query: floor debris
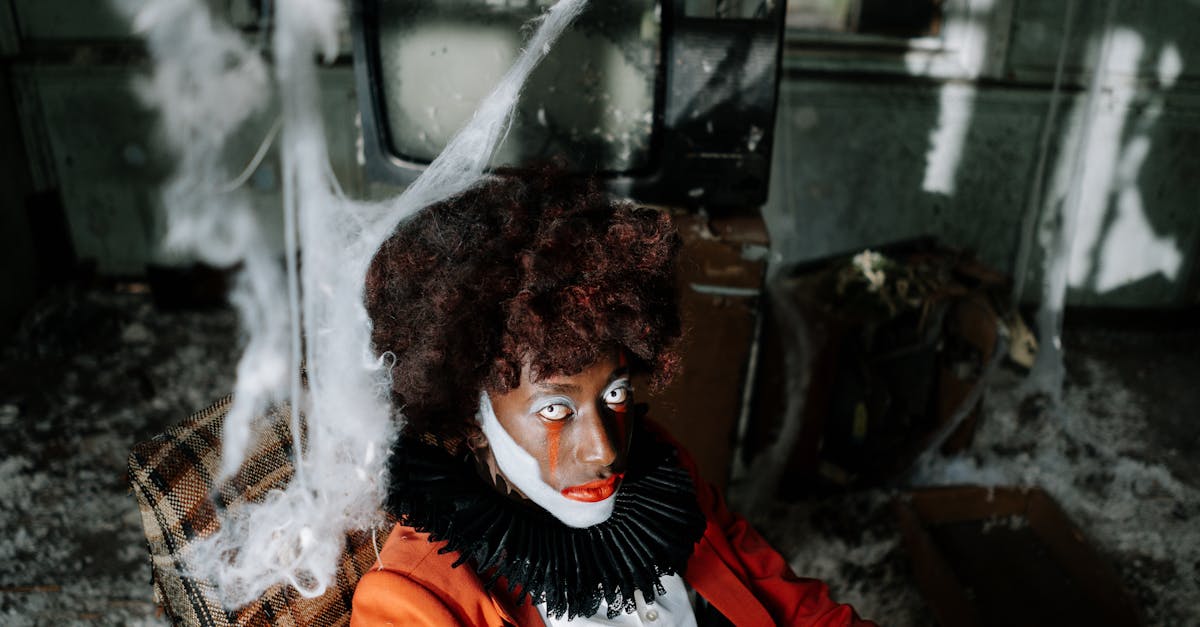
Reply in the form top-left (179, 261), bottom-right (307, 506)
top-left (2, 287), bottom-right (1196, 625)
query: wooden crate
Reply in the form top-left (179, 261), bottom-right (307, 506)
top-left (895, 485), bottom-right (1142, 627)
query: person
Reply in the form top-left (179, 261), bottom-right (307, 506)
top-left (351, 170), bottom-right (875, 626)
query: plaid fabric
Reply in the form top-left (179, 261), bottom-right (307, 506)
top-left (128, 397), bottom-right (393, 626)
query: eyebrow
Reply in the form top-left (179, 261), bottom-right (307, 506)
top-left (533, 382), bottom-right (581, 395)
top-left (608, 367), bottom-right (631, 383)
top-left (530, 367), bottom-right (631, 396)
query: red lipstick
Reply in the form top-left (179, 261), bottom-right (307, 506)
top-left (561, 474), bottom-right (624, 502)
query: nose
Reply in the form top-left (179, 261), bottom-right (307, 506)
top-left (576, 406), bottom-right (618, 469)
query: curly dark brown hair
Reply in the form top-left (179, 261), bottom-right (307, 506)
top-left (364, 170), bottom-right (681, 438)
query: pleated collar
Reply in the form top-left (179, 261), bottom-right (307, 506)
top-left (385, 423), bottom-right (707, 620)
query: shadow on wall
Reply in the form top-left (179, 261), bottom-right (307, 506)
top-left (764, 0), bottom-right (1200, 310)
top-left (1064, 8), bottom-right (1200, 307)
top-left (7, 0), bottom-right (295, 280)
top-left (1021, 0), bottom-right (1200, 310)
top-left (739, 0), bottom-right (1200, 515)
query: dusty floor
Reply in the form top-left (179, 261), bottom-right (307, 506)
top-left (1, 286), bottom-right (1196, 625)
top-left (0, 288), bottom-right (237, 625)
top-left (745, 322), bottom-right (1200, 626)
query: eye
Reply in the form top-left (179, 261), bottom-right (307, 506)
top-left (537, 403), bottom-right (573, 421)
top-left (604, 385), bottom-right (629, 406)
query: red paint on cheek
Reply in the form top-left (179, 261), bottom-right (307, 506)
top-left (545, 420), bottom-right (565, 477)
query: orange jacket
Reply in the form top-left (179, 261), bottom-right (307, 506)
top-left (352, 440), bottom-right (875, 626)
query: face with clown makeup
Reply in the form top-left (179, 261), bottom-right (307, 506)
top-left (474, 350), bottom-right (633, 528)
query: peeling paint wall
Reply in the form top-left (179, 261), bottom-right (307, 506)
top-left (3, 0), bottom-right (358, 276)
top-left (765, 0), bottom-right (1200, 307)
top-left (15, 64), bottom-right (360, 275)
top-left (2, 0), bottom-right (1198, 306)
top-left (765, 81), bottom-right (1041, 280)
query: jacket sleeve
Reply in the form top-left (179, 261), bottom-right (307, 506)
top-left (695, 478), bottom-right (878, 627)
top-left (351, 569), bottom-right (467, 627)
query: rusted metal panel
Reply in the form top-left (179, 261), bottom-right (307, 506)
top-left (647, 212), bottom-right (768, 490)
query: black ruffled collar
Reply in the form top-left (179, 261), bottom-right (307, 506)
top-left (385, 424), bottom-right (707, 620)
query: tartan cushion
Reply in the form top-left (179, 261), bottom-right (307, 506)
top-left (128, 397), bottom-right (392, 626)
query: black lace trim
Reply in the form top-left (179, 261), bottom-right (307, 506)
top-left (385, 425), bottom-right (707, 620)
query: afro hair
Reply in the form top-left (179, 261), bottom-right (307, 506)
top-left (364, 169), bottom-right (681, 439)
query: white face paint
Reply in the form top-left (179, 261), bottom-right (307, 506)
top-left (477, 392), bottom-right (617, 528)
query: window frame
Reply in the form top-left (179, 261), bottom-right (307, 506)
top-left (782, 0), bottom-right (1015, 81)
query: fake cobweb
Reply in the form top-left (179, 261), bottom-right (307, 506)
top-left (122, 0), bottom-right (589, 606)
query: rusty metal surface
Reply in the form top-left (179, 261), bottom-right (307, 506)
top-left (647, 213), bottom-right (767, 490)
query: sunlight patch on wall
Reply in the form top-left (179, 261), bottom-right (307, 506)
top-left (917, 0), bottom-right (993, 194)
top-left (1065, 30), bottom-right (1183, 296)
top-left (921, 82), bottom-right (975, 194)
top-left (1157, 43), bottom-right (1183, 86)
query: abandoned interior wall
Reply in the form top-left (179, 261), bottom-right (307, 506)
top-left (0, 1), bottom-right (36, 337)
top-left (0, 73), bottom-right (37, 336)
top-left (764, 0), bottom-right (1200, 308)
top-left (1, 0), bottom-right (1197, 308)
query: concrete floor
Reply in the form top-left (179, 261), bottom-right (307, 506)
top-left (1, 286), bottom-right (1197, 625)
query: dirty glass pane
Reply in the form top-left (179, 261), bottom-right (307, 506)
top-left (684, 0), bottom-right (776, 19)
top-left (786, 0), bottom-right (941, 38)
top-left (376, 0), bottom-right (661, 173)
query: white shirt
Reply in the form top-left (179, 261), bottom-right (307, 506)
top-left (536, 573), bottom-right (698, 627)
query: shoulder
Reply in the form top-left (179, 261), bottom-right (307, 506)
top-left (374, 525), bottom-right (455, 577)
top-left (353, 568), bottom-right (466, 626)
top-left (351, 524), bottom-right (502, 626)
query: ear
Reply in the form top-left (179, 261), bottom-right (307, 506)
top-left (465, 422), bottom-right (488, 453)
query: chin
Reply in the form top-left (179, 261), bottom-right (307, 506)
top-left (544, 491), bottom-right (618, 529)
